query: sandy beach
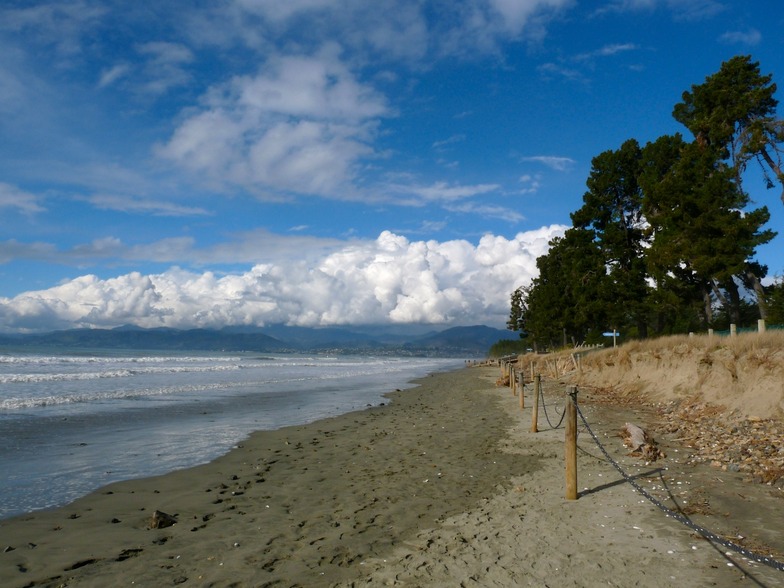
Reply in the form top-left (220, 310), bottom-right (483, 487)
top-left (1, 366), bottom-right (782, 587)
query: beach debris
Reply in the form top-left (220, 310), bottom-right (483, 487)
top-left (495, 375), bottom-right (510, 387)
top-left (620, 422), bottom-right (665, 461)
top-left (149, 510), bottom-right (178, 529)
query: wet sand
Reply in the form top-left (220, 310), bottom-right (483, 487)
top-left (1, 367), bottom-right (782, 587)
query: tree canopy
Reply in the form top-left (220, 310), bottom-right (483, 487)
top-left (508, 56), bottom-right (780, 348)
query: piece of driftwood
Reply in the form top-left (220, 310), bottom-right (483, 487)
top-left (620, 422), bottom-right (666, 461)
top-left (149, 510), bottom-right (177, 529)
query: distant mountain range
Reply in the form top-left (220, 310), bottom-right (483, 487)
top-left (0, 324), bottom-right (512, 356)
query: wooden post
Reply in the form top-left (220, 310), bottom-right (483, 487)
top-left (518, 372), bottom-right (525, 409)
top-left (758, 319), bottom-right (766, 333)
top-left (530, 374), bottom-right (540, 433)
top-left (511, 367), bottom-right (517, 395)
top-left (730, 323), bottom-right (737, 337)
top-left (565, 385), bottom-right (578, 500)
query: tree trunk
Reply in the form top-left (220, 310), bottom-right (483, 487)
top-left (703, 288), bottom-right (714, 325)
top-left (709, 279), bottom-right (737, 325)
top-left (723, 279), bottom-right (742, 326)
top-left (746, 269), bottom-right (769, 319)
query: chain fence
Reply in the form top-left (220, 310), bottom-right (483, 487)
top-left (569, 395), bottom-right (784, 573)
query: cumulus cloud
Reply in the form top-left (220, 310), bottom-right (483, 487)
top-left (157, 47), bottom-right (390, 199)
top-left (0, 227), bottom-right (566, 332)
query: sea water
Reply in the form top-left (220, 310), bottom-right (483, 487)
top-left (0, 349), bottom-right (463, 519)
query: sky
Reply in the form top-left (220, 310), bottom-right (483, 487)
top-left (1, 0), bottom-right (783, 333)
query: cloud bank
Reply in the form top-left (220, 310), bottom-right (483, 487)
top-left (0, 227), bottom-right (565, 333)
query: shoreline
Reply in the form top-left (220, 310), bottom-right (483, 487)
top-left (1, 366), bottom-right (782, 587)
top-left (0, 353), bottom-right (463, 521)
top-left (0, 367), bottom-right (522, 586)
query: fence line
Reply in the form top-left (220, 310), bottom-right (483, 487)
top-left (503, 372), bottom-right (784, 573)
top-left (570, 392), bottom-right (784, 572)
top-left (499, 366), bottom-right (784, 572)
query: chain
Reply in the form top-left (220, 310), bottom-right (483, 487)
top-left (574, 401), bottom-right (784, 572)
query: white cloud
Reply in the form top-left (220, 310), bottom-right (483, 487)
top-left (537, 61), bottom-right (585, 82)
top-left (719, 29), bottom-right (761, 46)
top-left (203, 0), bottom-right (571, 63)
top-left (595, 0), bottom-right (724, 21)
top-left (400, 181), bottom-right (501, 203)
top-left (0, 182), bottom-right (45, 214)
top-left (444, 202), bottom-right (525, 222)
top-left (574, 43), bottom-right (638, 62)
top-left (97, 63), bottom-right (131, 88)
top-left (518, 174), bottom-right (541, 193)
top-left (520, 155), bottom-right (575, 171)
top-left (136, 41), bottom-right (194, 95)
top-left (157, 48), bottom-right (390, 199)
top-left (432, 134), bottom-right (466, 149)
top-left (0, 227), bottom-right (566, 331)
top-left (86, 194), bottom-right (209, 216)
top-left (0, 1), bottom-right (107, 57)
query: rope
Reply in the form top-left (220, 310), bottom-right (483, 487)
top-left (573, 399), bottom-right (784, 572)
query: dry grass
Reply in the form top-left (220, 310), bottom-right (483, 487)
top-left (516, 331), bottom-right (784, 420)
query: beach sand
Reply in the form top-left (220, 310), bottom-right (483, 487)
top-left (1, 367), bottom-right (782, 587)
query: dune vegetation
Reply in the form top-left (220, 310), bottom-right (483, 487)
top-left (517, 331), bottom-right (784, 486)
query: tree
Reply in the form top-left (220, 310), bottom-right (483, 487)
top-left (673, 55), bottom-right (784, 204)
top-left (524, 228), bottom-right (607, 348)
top-left (640, 137), bottom-right (775, 327)
top-left (765, 278), bottom-right (784, 325)
top-left (506, 285), bottom-right (529, 336)
top-left (571, 139), bottom-right (651, 337)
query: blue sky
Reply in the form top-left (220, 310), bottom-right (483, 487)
top-left (1, 0), bottom-right (783, 332)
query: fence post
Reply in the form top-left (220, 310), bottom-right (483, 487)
top-left (511, 367), bottom-right (517, 396)
top-left (518, 371), bottom-right (525, 409)
top-left (565, 385), bottom-right (578, 500)
top-left (530, 374), bottom-right (540, 432)
top-left (758, 319), bottom-right (766, 333)
top-left (730, 323), bottom-right (737, 337)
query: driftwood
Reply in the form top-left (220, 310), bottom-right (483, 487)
top-left (149, 510), bottom-right (177, 529)
top-left (620, 422), bottom-right (666, 462)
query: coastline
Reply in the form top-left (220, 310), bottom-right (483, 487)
top-left (1, 366), bottom-right (782, 587)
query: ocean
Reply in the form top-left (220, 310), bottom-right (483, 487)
top-left (0, 348), bottom-right (463, 520)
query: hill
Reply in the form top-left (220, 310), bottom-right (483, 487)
top-left (0, 324), bottom-right (510, 356)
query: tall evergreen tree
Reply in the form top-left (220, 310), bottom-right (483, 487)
top-left (641, 138), bottom-right (775, 326)
top-left (524, 228), bottom-right (606, 348)
top-left (673, 55), bottom-right (780, 317)
top-left (571, 139), bottom-right (650, 337)
top-left (673, 55), bottom-right (784, 203)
